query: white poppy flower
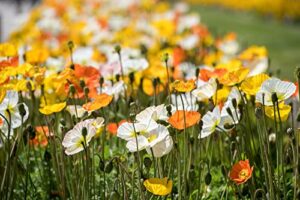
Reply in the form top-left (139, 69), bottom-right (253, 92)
top-left (122, 58), bottom-right (149, 75)
top-left (178, 34), bottom-right (199, 50)
top-left (102, 80), bottom-right (126, 101)
top-left (146, 127), bottom-right (173, 158)
top-left (136, 104), bottom-right (169, 123)
top-left (199, 106), bottom-right (221, 139)
top-left (192, 78), bottom-right (217, 101)
top-left (256, 78), bottom-right (296, 106)
top-left (171, 93), bottom-right (198, 111)
top-left (117, 120), bottom-right (158, 141)
top-left (66, 105), bottom-right (86, 118)
top-left (62, 119), bottom-right (96, 155)
top-left (0, 91), bottom-right (29, 137)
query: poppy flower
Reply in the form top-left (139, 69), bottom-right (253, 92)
top-left (0, 43), bottom-right (17, 57)
top-left (83, 93), bottom-right (113, 112)
top-left (62, 119), bottom-right (96, 155)
top-left (168, 110), bottom-right (201, 130)
top-left (256, 78), bottom-right (296, 106)
top-left (192, 78), bottom-right (217, 101)
top-left (107, 123), bottom-right (118, 135)
top-left (39, 102), bottom-right (67, 115)
top-left (241, 73), bottom-right (269, 96)
top-left (264, 102), bottom-right (291, 121)
top-left (229, 159), bottom-right (253, 185)
top-left (172, 80), bottom-right (196, 93)
top-left (199, 106), bottom-right (221, 138)
top-left (143, 177), bottom-right (172, 196)
top-left (218, 67), bottom-right (249, 86)
top-left (30, 126), bottom-right (51, 147)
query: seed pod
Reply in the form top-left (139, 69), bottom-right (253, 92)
top-left (99, 158), bottom-right (105, 172)
top-left (205, 172), bottom-right (212, 185)
top-left (18, 103), bottom-right (27, 117)
top-left (144, 157), bottom-right (152, 169)
top-left (105, 160), bottom-right (113, 173)
top-left (109, 190), bottom-right (121, 200)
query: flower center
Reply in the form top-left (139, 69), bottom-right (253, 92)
top-left (239, 169), bottom-right (249, 179)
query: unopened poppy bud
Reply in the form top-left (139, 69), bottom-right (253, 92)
top-left (70, 64), bottom-right (75, 70)
top-left (44, 150), bottom-right (52, 162)
top-left (99, 157), bottom-right (105, 172)
top-left (81, 127), bottom-right (88, 137)
top-left (114, 45), bottom-right (121, 54)
top-left (255, 107), bottom-right (263, 119)
top-left (231, 98), bottom-right (237, 109)
top-left (109, 190), bottom-right (120, 200)
top-left (129, 72), bottom-right (135, 84)
top-left (205, 172), bottom-right (212, 185)
top-left (166, 104), bottom-right (172, 116)
top-left (162, 53), bottom-right (169, 63)
top-left (27, 125), bottom-right (36, 140)
top-left (105, 160), bottom-right (113, 173)
top-left (115, 74), bottom-right (120, 82)
top-left (18, 103), bottom-right (27, 117)
top-left (80, 79), bottom-right (85, 88)
top-left (143, 157), bottom-right (152, 169)
top-left (68, 41), bottom-right (74, 50)
top-left (271, 92), bottom-right (278, 104)
top-left (297, 113), bottom-right (300, 122)
top-left (230, 141), bottom-right (236, 153)
top-left (84, 87), bottom-right (89, 97)
top-left (295, 67), bottom-right (300, 80)
top-left (60, 118), bottom-right (66, 126)
top-left (99, 77), bottom-right (104, 86)
top-left (26, 81), bottom-right (33, 91)
top-left (226, 107), bottom-right (233, 118)
top-left (69, 84), bottom-right (76, 95)
top-left (140, 44), bottom-right (147, 55)
top-left (195, 68), bottom-right (200, 78)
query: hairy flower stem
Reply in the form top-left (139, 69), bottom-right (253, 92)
top-left (179, 93), bottom-right (188, 198)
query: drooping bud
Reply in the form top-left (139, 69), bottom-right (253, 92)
top-left (81, 127), bottom-right (88, 137)
top-left (18, 103), bottom-right (27, 118)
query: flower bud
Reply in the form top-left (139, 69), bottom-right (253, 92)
top-left (129, 72), bottom-right (135, 84)
top-left (99, 77), bottom-right (104, 87)
top-left (99, 157), bottom-right (105, 172)
top-left (68, 41), bottom-right (74, 50)
top-left (26, 81), bottom-right (33, 91)
top-left (81, 127), bottom-right (88, 137)
top-left (255, 107), bottom-right (263, 119)
top-left (105, 160), bottom-right (114, 173)
top-left (231, 98), bottom-right (237, 109)
top-left (143, 157), bottom-right (152, 169)
top-left (80, 79), bottom-right (85, 88)
top-left (18, 103), bottom-right (27, 117)
top-left (205, 172), bottom-right (212, 185)
top-left (115, 74), bottom-right (120, 82)
top-left (84, 87), bottom-right (89, 97)
top-left (114, 45), bottom-right (121, 54)
top-left (295, 66), bottom-right (300, 80)
top-left (195, 68), bottom-right (200, 78)
top-left (69, 84), bottom-right (76, 95)
top-left (166, 104), bottom-right (172, 116)
top-left (70, 64), bottom-right (75, 70)
top-left (162, 53), bottom-right (169, 63)
top-left (44, 150), bottom-right (52, 162)
top-left (271, 92), bottom-right (278, 104)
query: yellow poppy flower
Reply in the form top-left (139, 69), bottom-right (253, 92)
top-left (241, 73), bottom-right (269, 96)
top-left (239, 46), bottom-right (268, 60)
top-left (25, 48), bottom-right (49, 64)
top-left (143, 177), bottom-right (172, 196)
top-left (213, 87), bottom-right (230, 105)
top-left (219, 67), bottom-right (249, 86)
top-left (264, 102), bottom-right (291, 121)
top-left (142, 78), bottom-right (164, 96)
top-left (39, 102), bottom-right (67, 115)
top-left (0, 43), bottom-right (17, 57)
top-left (172, 80), bottom-right (196, 93)
top-left (215, 59), bottom-right (242, 72)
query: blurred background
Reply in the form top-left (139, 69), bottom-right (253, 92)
top-left (0, 0), bottom-right (299, 80)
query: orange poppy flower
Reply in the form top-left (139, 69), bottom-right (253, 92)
top-left (229, 159), bottom-right (253, 185)
top-left (0, 56), bottom-right (19, 69)
top-left (83, 93), bottom-right (113, 112)
top-left (29, 126), bottom-right (51, 147)
top-left (172, 80), bottom-right (196, 93)
top-left (218, 67), bottom-right (249, 86)
top-left (168, 110), bottom-right (201, 130)
top-left (198, 68), bottom-right (227, 82)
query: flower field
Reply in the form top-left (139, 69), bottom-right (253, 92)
top-left (0, 0), bottom-right (299, 199)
